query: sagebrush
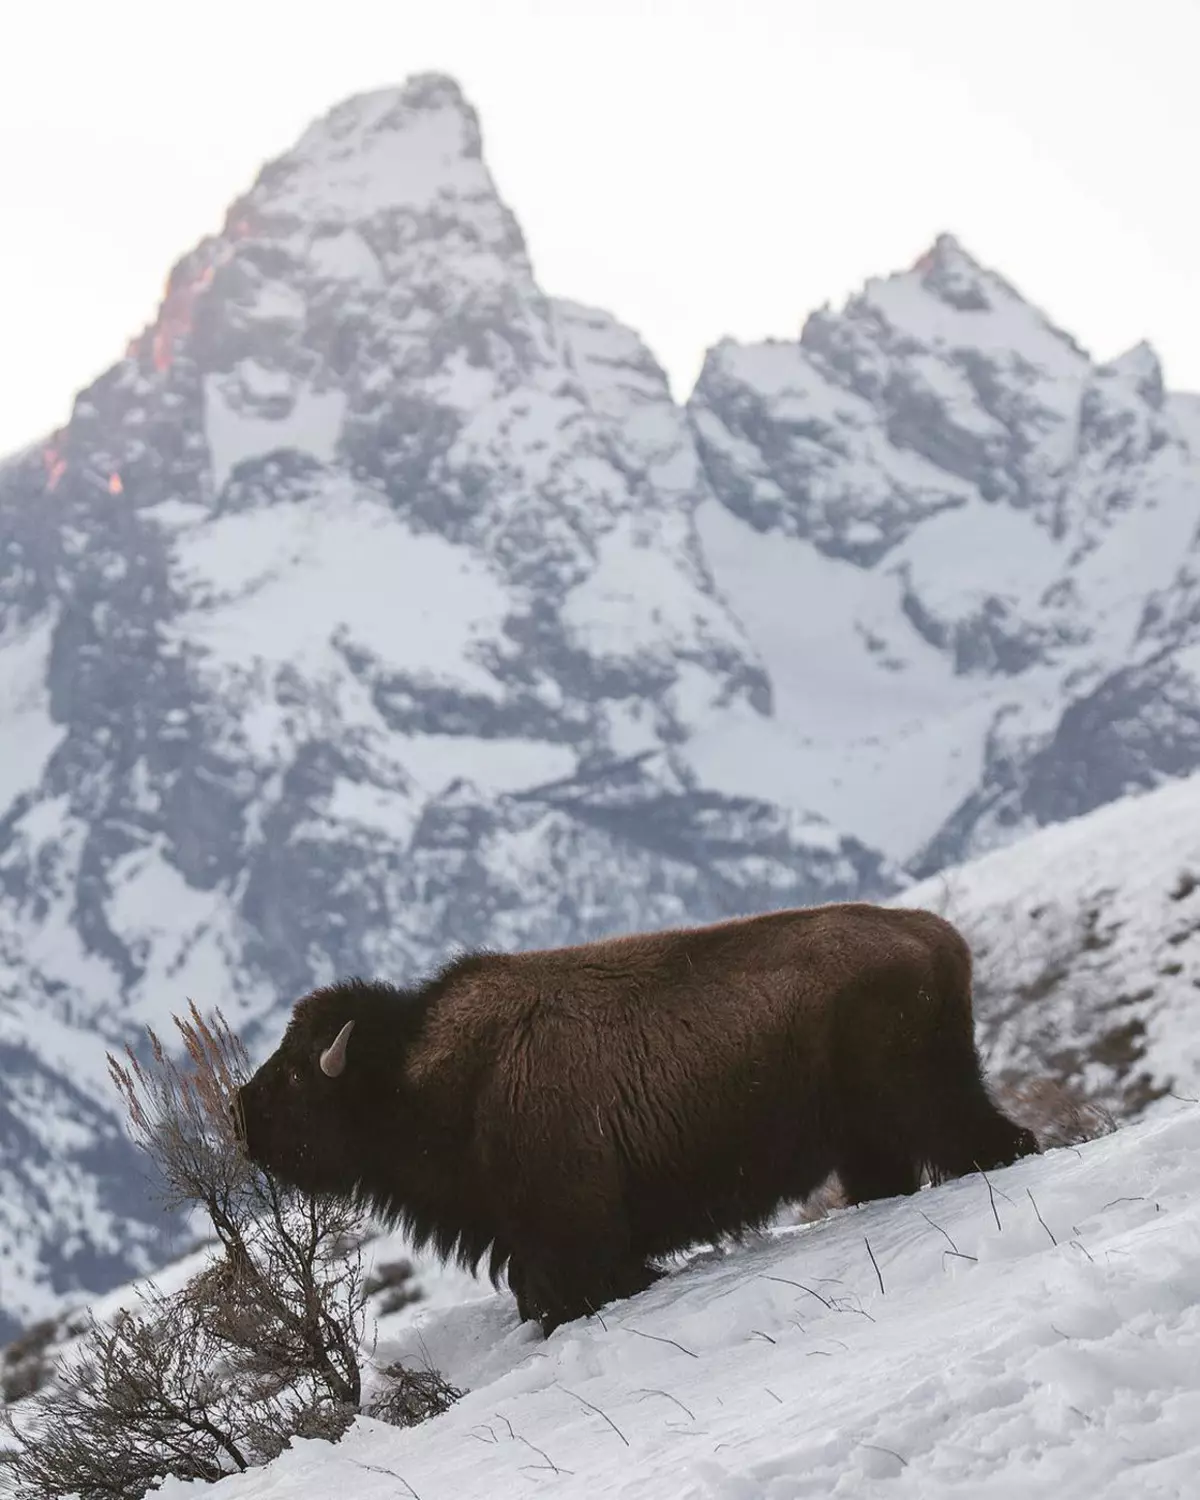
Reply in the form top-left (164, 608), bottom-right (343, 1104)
top-left (1, 1004), bottom-right (460, 1500)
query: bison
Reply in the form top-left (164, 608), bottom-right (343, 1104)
top-left (232, 902), bottom-right (1038, 1334)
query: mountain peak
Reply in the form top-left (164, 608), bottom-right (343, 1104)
top-left (911, 230), bottom-right (982, 276)
top-left (300, 72), bottom-right (480, 157)
top-left (904, 230), bottom-right (1021, 314)
top-left (829, 229), bottom-right (1091, 376)
top-left (1102, 337), bottom-right (1162, 380)
top-left (245, 70), bottom-right (487, 226)
top-left (1095, 338), bottom-right (1165, 412)
top-left (117, 70), bottom-right (527, 385)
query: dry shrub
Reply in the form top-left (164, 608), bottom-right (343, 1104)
top-left (995, 1075), bottom-right (1117, 1150)
top-left (1, 1004), bottom-right (459, 1500)
top-left (3, 1292), bottom-right (271, 1498)
top-left (366, 1362), bottom-right (464, 1427)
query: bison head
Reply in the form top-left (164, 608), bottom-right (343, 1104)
top-left (232, 982), bottom-right (375, 1198)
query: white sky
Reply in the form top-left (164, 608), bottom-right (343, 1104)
top-left (1, 0), bottom-right (1197, 457)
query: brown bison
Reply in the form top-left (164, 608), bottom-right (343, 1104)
top-left (232, 902), bottom-right (1037, 1334)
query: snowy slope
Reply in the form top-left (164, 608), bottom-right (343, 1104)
top-left (688, 234), bottom-right (1200, 867)
top-left (899, 768), bottom-right (1200, 1120)
top-left (73, 1102), bottom-right (1197, 1500)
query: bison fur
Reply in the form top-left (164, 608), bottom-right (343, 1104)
top-left (233, 903), bottom-right (1038, 1335)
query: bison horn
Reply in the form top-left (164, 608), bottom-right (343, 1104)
top-left (319, 1020), bottom-right (355, 1078)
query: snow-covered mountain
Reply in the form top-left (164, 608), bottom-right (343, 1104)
top-left (686, 236), bottom-right (1200, 868)
top-left (2, 70), bottom-right (1199, 1337)
top-left (0, 76), bottom-right (884, 1339)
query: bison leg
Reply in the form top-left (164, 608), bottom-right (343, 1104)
top-left (833, 1080), bottom-right (1035, 1205)
top-left (506, 1260), bottom-right (538, 1326)
top-left (836, 1136), bottom-right (921, 1207)
top-left (488, 1122), bottom-right (663, 1334)
top-left (924, 1085), bottom-right (1040, 1185)
top-left (901, 1015), bottom-right (1039, 1183)
top-left (835, 961), bottom-right (1040, 1197)
top-left (513, 1252), bottom-right (661, 1336)
top-left (611, 1257), bottom-right (665, 1302)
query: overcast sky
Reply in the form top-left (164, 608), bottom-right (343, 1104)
top-left (1, 0), bottom-right (1197, 456)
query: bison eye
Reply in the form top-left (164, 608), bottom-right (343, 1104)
top-left (288, 1066), bottom-right (302, 1086)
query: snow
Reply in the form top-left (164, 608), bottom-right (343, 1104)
top-left (720, 340), bottom-right (869, 419)
top-left (169, 485), bottom-right (513, 696)
top-left (687, 498), bottom-right (1000, 859)
top-left (603, 697), bottom-right (665, 759)
top-left (147, 1102), bottom-right (1200, 1499)
top-left (1105, 341), bottom-right (1162, 389)
top-left (1067, 456), bottom-right (1200, 663)
top-left (2, 826), bottom-right (121, 1032)
top-left (553, 297), bottom-right (704, 501)
top-left (2, 812), bottom-right (258, 1100)
top-left (890, 492), bottom-right (1062, 620)
top-left (245, 280), bottom-right (307, 324)
top-left (1169, 393), bottom-right (1200, 458)
top-left (0, 991), bottom-right (113, 1106)
top-left (905, 351), bottom-right (1009, 439)
top-left (324, 779), bottom-right (422, 843)
top-left (6, 788), bottom-right (70, 848)
top-left (686, 290), bottom-right (1200, 865)
top-left (394, 735), bottom-right (577, 799)
top-left (101, 837), bottom-right (252, 1034)
top-left (703, 341), bottom-right (982, 525)
top-left (138, 497), bottom-right (210, 529)
top-left (234, 360), bottom-right (294, 400)
top-left (864, 240), bottom-right (1087, 382)
top-left (0, 614), bottom-right (65, 816)
top-left (105, 838), bottom-right (222, 947)
top-left (266, 79), bottom-right (495, 223)
top-left (203, 373), bottom-right (347, 491)
top-left (561, 517), bottom-right (741, 695)
top-left (307, 227), bottom-right (385, 288)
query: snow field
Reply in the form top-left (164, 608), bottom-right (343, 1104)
top-left (153, 1103), bottom-right (1200, 1499)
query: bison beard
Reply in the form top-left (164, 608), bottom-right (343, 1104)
top-left (233, 903), bottom-right (1038, 1335)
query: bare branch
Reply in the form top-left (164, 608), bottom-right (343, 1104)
top-left (558, 1386), bottom-right (630, 1447)
top-left (5, 1003), bottom-right (457, 1498)
top-left (1026, 1189), bottom-right (1057, 1246)
top-left (864, 1237), bottom-right (885, 1295)
top-left (622, 1326), bottom-right (699, 1358)
top-left (757, 1274), bottom-right (832, 1309)
top-left (977, 1163), bottom-right (1003, 1232)
top-left (634, 1387), bottom-right (696, 1421)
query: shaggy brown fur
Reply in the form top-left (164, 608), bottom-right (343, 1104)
top-left (233, 903), bottom-right (1038, 1335)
